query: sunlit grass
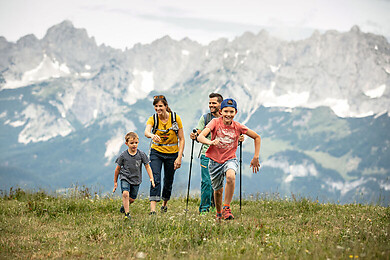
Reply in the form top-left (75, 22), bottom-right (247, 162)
top-left (0, 188), bottom-right (389, 259)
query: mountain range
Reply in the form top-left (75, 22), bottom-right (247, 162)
top-left (0, 20), bottom-right (389, 205)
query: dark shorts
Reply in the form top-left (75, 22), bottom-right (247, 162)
top-left (120, 179), bottom-right (140, 200)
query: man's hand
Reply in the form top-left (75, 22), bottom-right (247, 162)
top-left (150, 179), bottom-right (155, 188)
top-left (112, 182), bottom-right (118, 193)
top-left (190, 132), bottom-right (197, 140)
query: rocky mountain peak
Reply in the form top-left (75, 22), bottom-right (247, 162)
top-left (16, 34), bottom-right (40, 48)
top-left (42, 20), bottom-right (96, 47)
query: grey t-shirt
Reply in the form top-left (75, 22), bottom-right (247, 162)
top-left (115, 149), bottom-right (150, 185)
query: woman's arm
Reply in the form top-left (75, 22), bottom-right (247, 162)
top-left (144, 124), bottom-right (161, 143)
top-left (174, 128), bottom-right (185, 170)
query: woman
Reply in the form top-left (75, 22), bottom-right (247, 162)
top-left (144, 95), bottom-right (185, 214)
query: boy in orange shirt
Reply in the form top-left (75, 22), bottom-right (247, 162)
top-left (197, 98), bottom-right (261, 220)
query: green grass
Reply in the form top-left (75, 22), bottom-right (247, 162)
top-left (0, 188), bottom-right (389, 259)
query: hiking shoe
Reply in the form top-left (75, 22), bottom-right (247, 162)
top-left (149, 211), bottom-right (156, 215)
top-left (223, 206), bottom-right (234, 220)
top-left (200, 211), bottom-right (208, 216)
top-left (124, 213), bottom-right (131, 220)
top-left (120, 205), bottom-right (125, 213)
top-left (160, 206), bottom-right (168, 213)
top-left (215, 213), bottom-right (222, 220)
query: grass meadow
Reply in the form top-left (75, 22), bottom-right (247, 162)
top-left (0, 187), bottom-right (389, 259)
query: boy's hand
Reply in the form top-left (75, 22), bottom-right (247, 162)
top-left (150, 179), bottom-right (155, 188)
top-left (250, 157), bottom-right (260, 173)
top-left (210, 139), bottom-right (220, 146)
top-left (113, 182), bottom-right (118, 193)
top-left (238, 134), bottom-right (245, 142)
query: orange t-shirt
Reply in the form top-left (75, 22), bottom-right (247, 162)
top-left (146, 113), bottom-right (183, 154)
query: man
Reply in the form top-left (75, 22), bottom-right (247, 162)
top-left (190, 93), bottom-right (223, 214)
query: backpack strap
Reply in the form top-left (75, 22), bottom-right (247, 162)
top-left (198, 112), bottom-right (213, 158)
top-left (203, 112), bottom-right (213, 138)
top-left (152, 113), bottom-right (159, 134)
top-left (204, 112), bottom-right (212, 126)
top-left (170, 112), bottom-right (179, 135)
top-left (152, 112), bottom-right (179, 136)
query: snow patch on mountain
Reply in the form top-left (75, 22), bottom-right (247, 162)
top-left (379, 180), bottom-right (390, 191)
top-left (123, 69), bottom-right (154, 105)
top-left (3, 54), bottom-right (71, 89)
top-left (262, 158), bottom-right (318, 183)
top-left (6, 120), bottom-right (25, 127)
top-left (256, 84), bottom-right (377, 118)
top-left (19, 104), bottom-right (73, 144)
top-left (324, 177), bottom-right (375, 196)
top-left (259, 83), bottom-right (310, 108)
top-left (269, 64), bottom-right (281, 73)
top-left (364, 84), bottom-right (386, 99)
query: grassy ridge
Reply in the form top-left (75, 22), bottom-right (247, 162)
top-left (0, 188), bottom-right (389, 259)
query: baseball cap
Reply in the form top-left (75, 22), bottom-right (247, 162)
top-left (220, 98), bottom-right (237, 111)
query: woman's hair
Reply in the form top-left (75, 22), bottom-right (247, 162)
top-left (153, 97), bottom-right (172, 113)
top-left (125, 132), bottom-right (139, 142)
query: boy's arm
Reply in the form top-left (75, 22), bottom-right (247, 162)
top-left (113, 165), bottom-right (121, 193)
top-left (144, 164), bottom-right (155, 187)
top-left (197, 128), bottom-right (219, 146)
top-left (174, 128), bottom-right (185, 170)
top-left (245, 129), bottom-right (261, 173)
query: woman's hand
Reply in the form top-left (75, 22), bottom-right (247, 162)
top-left (152, 134), bottom-right (161, 143)
top-left (174, 157), bottom-right (182, 170)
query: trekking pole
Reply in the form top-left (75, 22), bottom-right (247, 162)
top-left (239, 141), bottom-right (242, 212)
top-left (186, 129), bottom-right (197, 214)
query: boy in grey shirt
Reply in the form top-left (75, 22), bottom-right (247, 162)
top-left (113, 132), bottom-right (155, 220)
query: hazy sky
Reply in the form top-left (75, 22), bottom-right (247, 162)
top-left (0, 0), bottom-right (389, 49)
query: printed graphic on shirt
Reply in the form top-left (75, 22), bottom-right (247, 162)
top-left (135, 160), bottom-right (141, 168)
top-left (216, 127), bottom-right (236, 149)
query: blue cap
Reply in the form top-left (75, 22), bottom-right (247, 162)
top-left (220, 98), bottom-right (237, 111)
